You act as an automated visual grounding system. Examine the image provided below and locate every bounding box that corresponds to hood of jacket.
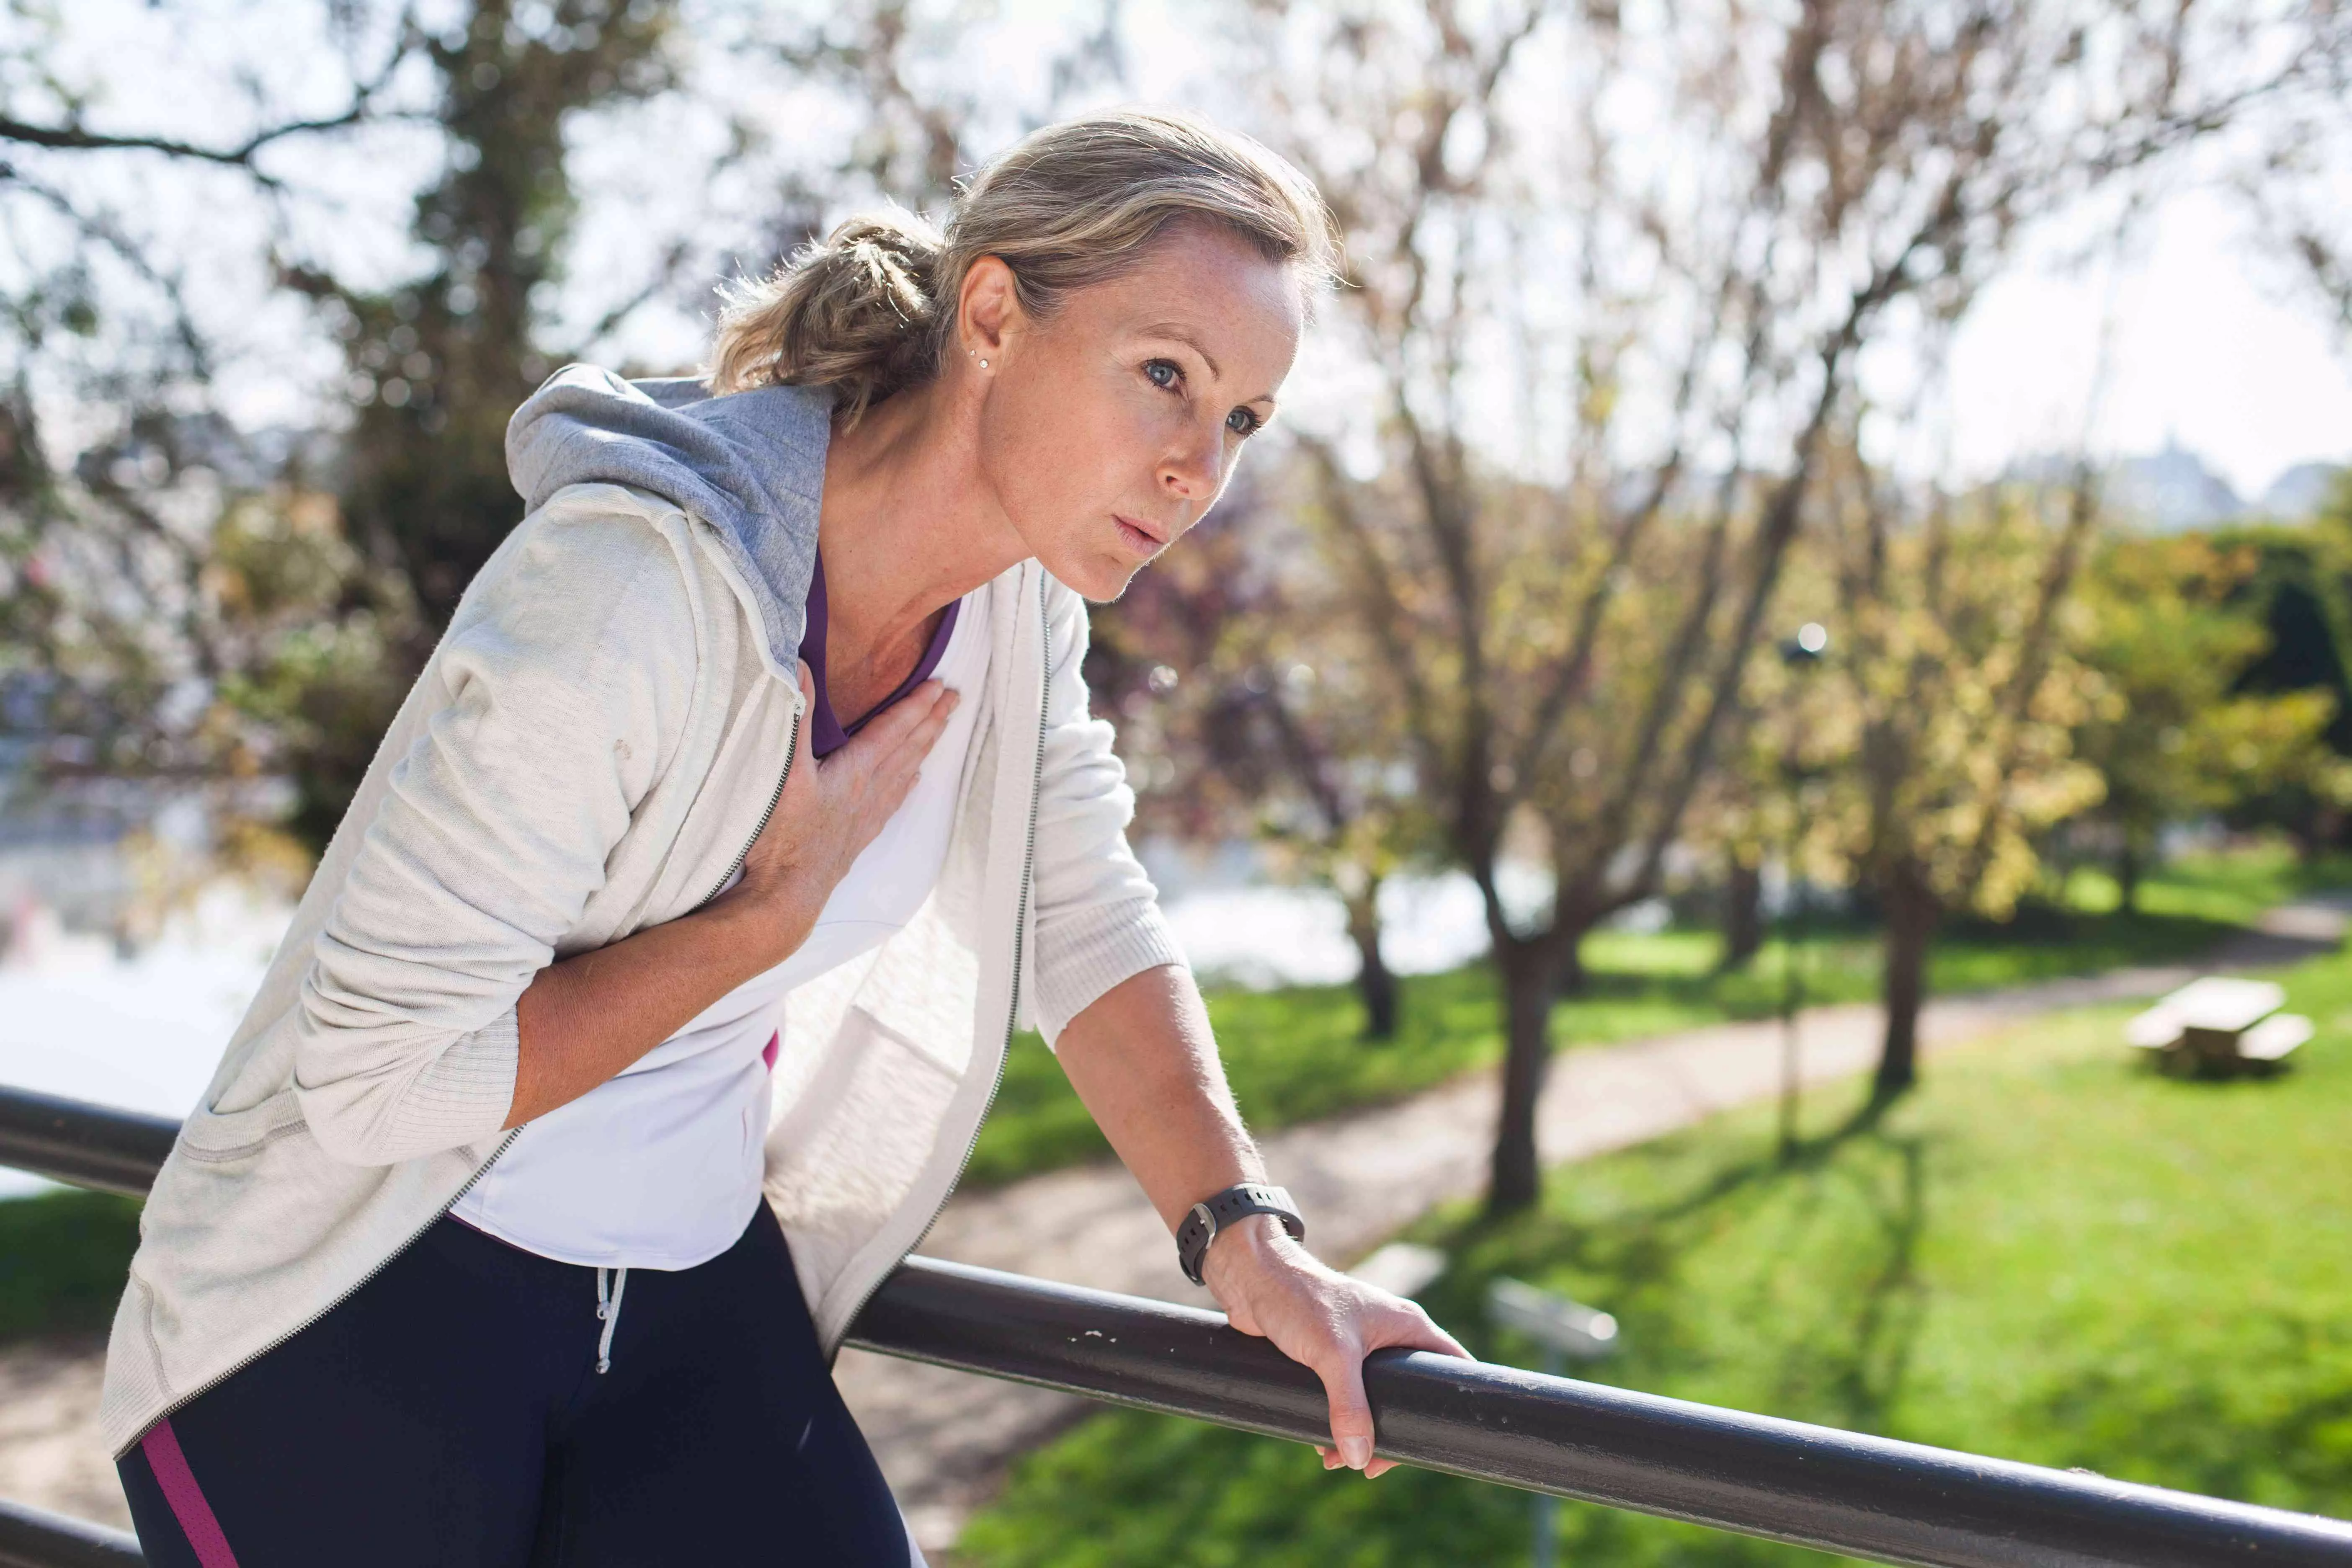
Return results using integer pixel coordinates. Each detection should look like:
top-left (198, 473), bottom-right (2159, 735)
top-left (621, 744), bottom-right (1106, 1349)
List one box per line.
top-left (506, 364), bottom-right (832, 673)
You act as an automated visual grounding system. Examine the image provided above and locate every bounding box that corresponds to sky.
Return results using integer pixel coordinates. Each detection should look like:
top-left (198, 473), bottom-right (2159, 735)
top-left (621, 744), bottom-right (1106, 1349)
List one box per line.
top-left (1946, 186), bottom-right (2352, 500)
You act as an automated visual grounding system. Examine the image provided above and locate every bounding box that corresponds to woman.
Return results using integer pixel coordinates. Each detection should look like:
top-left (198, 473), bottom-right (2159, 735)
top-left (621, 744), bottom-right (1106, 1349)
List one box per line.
top-left (102, 109), bottom-right (1467, 1566)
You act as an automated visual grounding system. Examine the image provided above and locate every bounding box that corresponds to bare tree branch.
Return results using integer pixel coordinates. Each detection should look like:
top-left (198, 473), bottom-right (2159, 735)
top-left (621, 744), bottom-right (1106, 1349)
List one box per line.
top-left (0, 11), bottom-right (425, 188)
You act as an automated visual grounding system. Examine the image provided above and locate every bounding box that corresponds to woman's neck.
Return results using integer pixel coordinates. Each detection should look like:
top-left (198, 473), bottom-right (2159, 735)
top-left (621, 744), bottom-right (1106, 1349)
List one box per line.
top-left (815, 379), bottom-right (1025, 685)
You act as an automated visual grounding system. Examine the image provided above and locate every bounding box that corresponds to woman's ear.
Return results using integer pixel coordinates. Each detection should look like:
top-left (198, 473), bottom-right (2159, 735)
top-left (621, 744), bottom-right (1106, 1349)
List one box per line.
top-left (957, 255), bottom-right (1024, 369)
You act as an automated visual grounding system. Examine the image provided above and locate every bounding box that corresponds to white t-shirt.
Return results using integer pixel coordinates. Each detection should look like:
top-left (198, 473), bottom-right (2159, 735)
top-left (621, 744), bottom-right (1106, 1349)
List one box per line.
top-left (452, 589), bottom-right (990, 1269)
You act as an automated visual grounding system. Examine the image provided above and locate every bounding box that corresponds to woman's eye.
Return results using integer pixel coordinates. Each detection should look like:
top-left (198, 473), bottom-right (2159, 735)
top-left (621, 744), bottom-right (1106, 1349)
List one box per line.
top-left (1226, 407), bottom-right (1261, 437)
top-left (1145, 359), bottom-right (1180, 389)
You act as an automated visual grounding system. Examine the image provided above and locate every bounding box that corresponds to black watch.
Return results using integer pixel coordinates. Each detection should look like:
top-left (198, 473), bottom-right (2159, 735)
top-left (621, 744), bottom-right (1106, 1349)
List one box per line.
top-left (1176, 1183), bottom-right (1305, 1285)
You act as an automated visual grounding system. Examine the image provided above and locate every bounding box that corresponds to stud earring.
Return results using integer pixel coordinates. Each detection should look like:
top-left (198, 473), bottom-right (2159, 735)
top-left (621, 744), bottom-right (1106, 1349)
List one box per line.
top-left (979, 358), bottom-right (989, 369)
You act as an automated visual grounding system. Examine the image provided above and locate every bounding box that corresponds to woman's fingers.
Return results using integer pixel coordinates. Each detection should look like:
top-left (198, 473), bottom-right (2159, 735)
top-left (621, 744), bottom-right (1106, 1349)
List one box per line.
top-left (1306, 1292), bottom-right (1470, 1478)
top-left (834, 685), bottom-right (957, 790)
top-left (811, 682), bottom-right (960, 856)
top-left (868, 685), bottom-right (959, 785)
top-left (848, 679), bottom-right (956, 756)
top-left (1310, 1298), bottom-right (1446, 1474)
top-left (828, 683), bottom-right (957, 783)
top-left (723, 670), bottom-right (956, 959)
top-left (1315, 1349), bottom-right (1377, 1473)
top-left (1377, 1298), bottom-right (1473, 1362)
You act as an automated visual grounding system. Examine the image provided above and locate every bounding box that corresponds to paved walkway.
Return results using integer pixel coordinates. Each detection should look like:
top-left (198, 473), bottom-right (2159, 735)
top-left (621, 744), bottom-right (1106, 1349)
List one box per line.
top-left (2, 901), bottom-right (2341, 1544)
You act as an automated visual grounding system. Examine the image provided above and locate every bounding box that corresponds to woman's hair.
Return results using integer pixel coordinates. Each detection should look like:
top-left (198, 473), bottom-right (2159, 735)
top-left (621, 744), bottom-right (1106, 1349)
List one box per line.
top-left (707, 108), bottom-right (1342, 421)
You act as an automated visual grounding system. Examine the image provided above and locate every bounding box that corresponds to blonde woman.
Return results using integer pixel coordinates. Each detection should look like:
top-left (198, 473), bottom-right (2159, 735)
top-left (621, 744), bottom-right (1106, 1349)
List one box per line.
top-left (103, 109), bottom-right (1467, 1566)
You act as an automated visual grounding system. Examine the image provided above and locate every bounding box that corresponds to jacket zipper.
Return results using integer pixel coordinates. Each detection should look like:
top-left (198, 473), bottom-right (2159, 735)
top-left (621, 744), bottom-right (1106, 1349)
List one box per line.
top-left (129, 1124), bottom-right (522, 1448)
top-left (693, 701), bottom-right (802, 911)
top-left (832, 572), bottom-right (1051, 1345)
top-left (136, 699), bottom-right (807, 1447)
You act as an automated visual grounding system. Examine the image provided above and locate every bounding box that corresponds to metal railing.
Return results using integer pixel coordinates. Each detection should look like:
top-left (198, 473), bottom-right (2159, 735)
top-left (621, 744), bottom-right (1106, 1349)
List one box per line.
top-left (3, 1086), bottom-right (2351, 1568)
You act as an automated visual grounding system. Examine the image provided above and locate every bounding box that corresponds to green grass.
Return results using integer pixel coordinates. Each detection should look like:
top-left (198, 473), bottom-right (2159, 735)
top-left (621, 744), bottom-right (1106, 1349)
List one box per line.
top-left (963, 843), bottom-right (2343, 1186)
top-left (0, 1189), bottom-right (142, 1343)
top-left (956, 947), bottom-right (2352, 1567)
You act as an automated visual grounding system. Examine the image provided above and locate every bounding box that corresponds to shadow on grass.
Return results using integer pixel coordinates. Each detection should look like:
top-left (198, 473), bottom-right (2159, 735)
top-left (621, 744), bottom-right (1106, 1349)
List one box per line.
top-left (1448, 1101), bottom-right (1935, 1401)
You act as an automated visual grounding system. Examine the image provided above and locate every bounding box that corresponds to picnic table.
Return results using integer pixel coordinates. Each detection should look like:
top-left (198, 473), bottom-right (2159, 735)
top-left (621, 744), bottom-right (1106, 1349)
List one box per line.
top-left (2124, 976), bottom-right (2313, 1075)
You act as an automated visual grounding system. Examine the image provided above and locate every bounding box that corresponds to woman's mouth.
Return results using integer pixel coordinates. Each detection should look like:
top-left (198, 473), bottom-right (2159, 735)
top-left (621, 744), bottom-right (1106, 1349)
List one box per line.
top-left (1113, 515), bottom-right (1166, 557)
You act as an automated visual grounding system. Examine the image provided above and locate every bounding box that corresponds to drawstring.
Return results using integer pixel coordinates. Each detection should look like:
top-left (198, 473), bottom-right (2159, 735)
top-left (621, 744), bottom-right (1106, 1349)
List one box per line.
top-left (595, 1266), bottom-right (629, 1375)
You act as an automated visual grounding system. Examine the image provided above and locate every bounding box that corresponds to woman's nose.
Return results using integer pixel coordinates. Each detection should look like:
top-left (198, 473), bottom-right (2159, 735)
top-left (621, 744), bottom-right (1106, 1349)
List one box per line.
top-left (1160, 427), bottom-right (1222, 501)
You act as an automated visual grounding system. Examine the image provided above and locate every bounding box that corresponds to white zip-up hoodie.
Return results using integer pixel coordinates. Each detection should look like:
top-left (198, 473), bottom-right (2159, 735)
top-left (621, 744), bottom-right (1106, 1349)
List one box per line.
top-left (99, 366), bottom-right (1184, 1455)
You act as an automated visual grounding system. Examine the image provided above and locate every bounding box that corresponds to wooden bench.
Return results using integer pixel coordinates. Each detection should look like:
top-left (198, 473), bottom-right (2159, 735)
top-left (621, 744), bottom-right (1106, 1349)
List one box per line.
top-left (2125, 977), bottom-right (2312, 1075)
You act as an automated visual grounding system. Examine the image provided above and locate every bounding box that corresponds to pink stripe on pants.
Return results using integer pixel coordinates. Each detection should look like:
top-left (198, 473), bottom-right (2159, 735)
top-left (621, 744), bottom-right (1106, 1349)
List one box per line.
top-left (139, 1418), bottom-right (241, 1568)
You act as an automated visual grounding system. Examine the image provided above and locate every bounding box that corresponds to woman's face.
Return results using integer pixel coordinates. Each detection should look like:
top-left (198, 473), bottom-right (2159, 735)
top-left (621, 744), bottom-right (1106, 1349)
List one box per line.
top-left (966, 221), bottom-right (1306, 602)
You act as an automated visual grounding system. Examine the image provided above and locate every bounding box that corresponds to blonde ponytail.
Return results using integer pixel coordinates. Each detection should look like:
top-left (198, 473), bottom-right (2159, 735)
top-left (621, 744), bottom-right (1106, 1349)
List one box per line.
top-left (709, 209), bottom-right (945, 423)
top-left (707, 108), bottom-right (1340, 422)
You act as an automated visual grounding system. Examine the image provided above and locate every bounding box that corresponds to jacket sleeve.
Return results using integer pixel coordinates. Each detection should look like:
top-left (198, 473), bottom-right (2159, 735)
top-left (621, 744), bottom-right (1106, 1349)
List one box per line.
top-left (293, 511), bottom-right (694, 1165)
top-left (1026, 574), bottom-right (1189, 1047)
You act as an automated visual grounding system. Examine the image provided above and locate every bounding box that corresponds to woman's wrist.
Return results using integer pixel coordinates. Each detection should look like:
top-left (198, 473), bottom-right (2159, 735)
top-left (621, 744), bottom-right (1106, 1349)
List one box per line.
top-left (1199, 1212), bottom-right (1310, 1301)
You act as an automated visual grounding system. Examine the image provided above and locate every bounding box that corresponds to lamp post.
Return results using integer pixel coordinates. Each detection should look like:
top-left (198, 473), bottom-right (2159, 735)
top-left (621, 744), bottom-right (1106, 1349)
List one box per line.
top-left (1775, 623), bottom-right (1828, 1161)
top-left (1488, 1278), bottom-right (1620, 1568)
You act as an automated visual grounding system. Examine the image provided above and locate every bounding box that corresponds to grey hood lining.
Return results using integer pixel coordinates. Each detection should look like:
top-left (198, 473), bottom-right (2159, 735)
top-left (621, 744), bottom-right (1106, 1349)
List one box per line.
top-left (505, 364), bottom-right (832, 672)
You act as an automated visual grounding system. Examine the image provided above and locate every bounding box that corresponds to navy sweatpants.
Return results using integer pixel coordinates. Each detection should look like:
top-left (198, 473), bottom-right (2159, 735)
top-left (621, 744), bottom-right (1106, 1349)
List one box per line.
top-left (117, 1207), bottom-right (916, 1567)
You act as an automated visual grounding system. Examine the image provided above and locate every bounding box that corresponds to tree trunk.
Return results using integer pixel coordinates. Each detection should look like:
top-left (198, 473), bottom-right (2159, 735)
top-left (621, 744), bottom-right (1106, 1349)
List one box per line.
top-left (1551, 937), bottom-right (1588, 998)
top-left (2116, 837), bottom-right (2142, 914)
top-left (1488, 944), bottom-right (1557, 1215)
top-left (1345, 886), bottom-right (1398, 1042)
top-left (1719, 861), bottom-right (1764, 972)
top-left (1874, 872), bottom-right (1939, 1101)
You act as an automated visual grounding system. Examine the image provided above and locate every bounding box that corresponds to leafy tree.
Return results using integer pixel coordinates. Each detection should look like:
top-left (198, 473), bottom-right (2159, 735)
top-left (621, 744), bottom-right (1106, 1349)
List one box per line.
top-left (1792, 463), bottom-right (2106, 1100)
top-left (1092, 460), bottom-right (1435, 1039)
top-left (2072, 534), bottom-right (2344, 908)
top-left (1, 0), bottom-right (420, 848)
top-left (1, 2), bottom-right (688, 853)
top-left (265, 0), bottom-right (678, 845)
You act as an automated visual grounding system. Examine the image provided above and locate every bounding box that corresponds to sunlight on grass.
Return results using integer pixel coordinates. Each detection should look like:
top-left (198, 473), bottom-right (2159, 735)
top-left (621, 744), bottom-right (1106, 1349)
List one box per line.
top-left (956, 948), bottom-right (2352, 1566)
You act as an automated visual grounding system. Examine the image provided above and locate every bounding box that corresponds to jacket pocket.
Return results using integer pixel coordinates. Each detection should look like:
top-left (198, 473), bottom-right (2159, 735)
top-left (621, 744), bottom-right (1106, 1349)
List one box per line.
top-left (178, 1086), bottom-right (308, 1164)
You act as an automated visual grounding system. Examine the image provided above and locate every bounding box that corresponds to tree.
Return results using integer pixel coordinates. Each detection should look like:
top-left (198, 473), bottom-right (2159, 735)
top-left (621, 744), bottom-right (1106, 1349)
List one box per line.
top-left (1, 3), bottom-right (428, 863)
top-left (262, 0), bottom-right (680, 843)
top-left (1091, 459), bottom-right (1434, 1038)
top-left (307, 1), bottom-right (676, 622)
top-left (1791, 458), bottom-right (2106, 1100)
top-left (1233, 0), bottom-right (2323, 1211)
top-left (2072, 534), bottom-right (2344, 908)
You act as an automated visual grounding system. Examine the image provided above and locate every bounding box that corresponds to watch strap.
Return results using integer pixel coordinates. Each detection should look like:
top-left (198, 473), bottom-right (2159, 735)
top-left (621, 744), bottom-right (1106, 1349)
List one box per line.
top-left (1176, 1182), bottom-right (1305, 1285)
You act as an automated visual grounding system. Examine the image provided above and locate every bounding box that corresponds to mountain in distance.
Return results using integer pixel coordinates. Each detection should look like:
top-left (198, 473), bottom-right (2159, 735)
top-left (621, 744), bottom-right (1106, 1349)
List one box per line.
top-left (2006, 441), bottom-right (2346, 530)
top-left (2260, 461), bottom-right (2347, 521)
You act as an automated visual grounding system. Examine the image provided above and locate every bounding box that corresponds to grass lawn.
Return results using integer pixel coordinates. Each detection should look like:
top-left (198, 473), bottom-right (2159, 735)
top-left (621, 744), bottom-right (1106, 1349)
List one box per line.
top-left (963, 843), bottom-right (2344, 1186)
top-left (954, 946), bottom-right (2352, 1567)
top-left (0, 1190), bottom-right (142, 1342)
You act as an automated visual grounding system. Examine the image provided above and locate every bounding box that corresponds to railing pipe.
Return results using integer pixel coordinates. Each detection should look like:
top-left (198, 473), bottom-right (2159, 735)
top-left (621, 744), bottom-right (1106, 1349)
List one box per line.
top-left (0, 1498), bottom-right (144, 1568)
top-left (0, 1091), bottom-right (175, 1199)
top-left (851, 1257), bottom-right (2352, 1568)
top-left (5, 1088), bottom-right (2352, 1568)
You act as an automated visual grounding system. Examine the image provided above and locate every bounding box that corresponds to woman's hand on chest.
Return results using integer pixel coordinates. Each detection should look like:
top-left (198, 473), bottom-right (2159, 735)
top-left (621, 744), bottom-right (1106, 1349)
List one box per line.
top-left (722, 660), bottom-right (959, 968)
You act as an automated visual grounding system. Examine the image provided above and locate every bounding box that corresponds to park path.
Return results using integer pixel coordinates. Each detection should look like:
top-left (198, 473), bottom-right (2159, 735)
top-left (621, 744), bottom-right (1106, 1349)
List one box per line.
top-left (0, 900), bottom-right (2340, 1545)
